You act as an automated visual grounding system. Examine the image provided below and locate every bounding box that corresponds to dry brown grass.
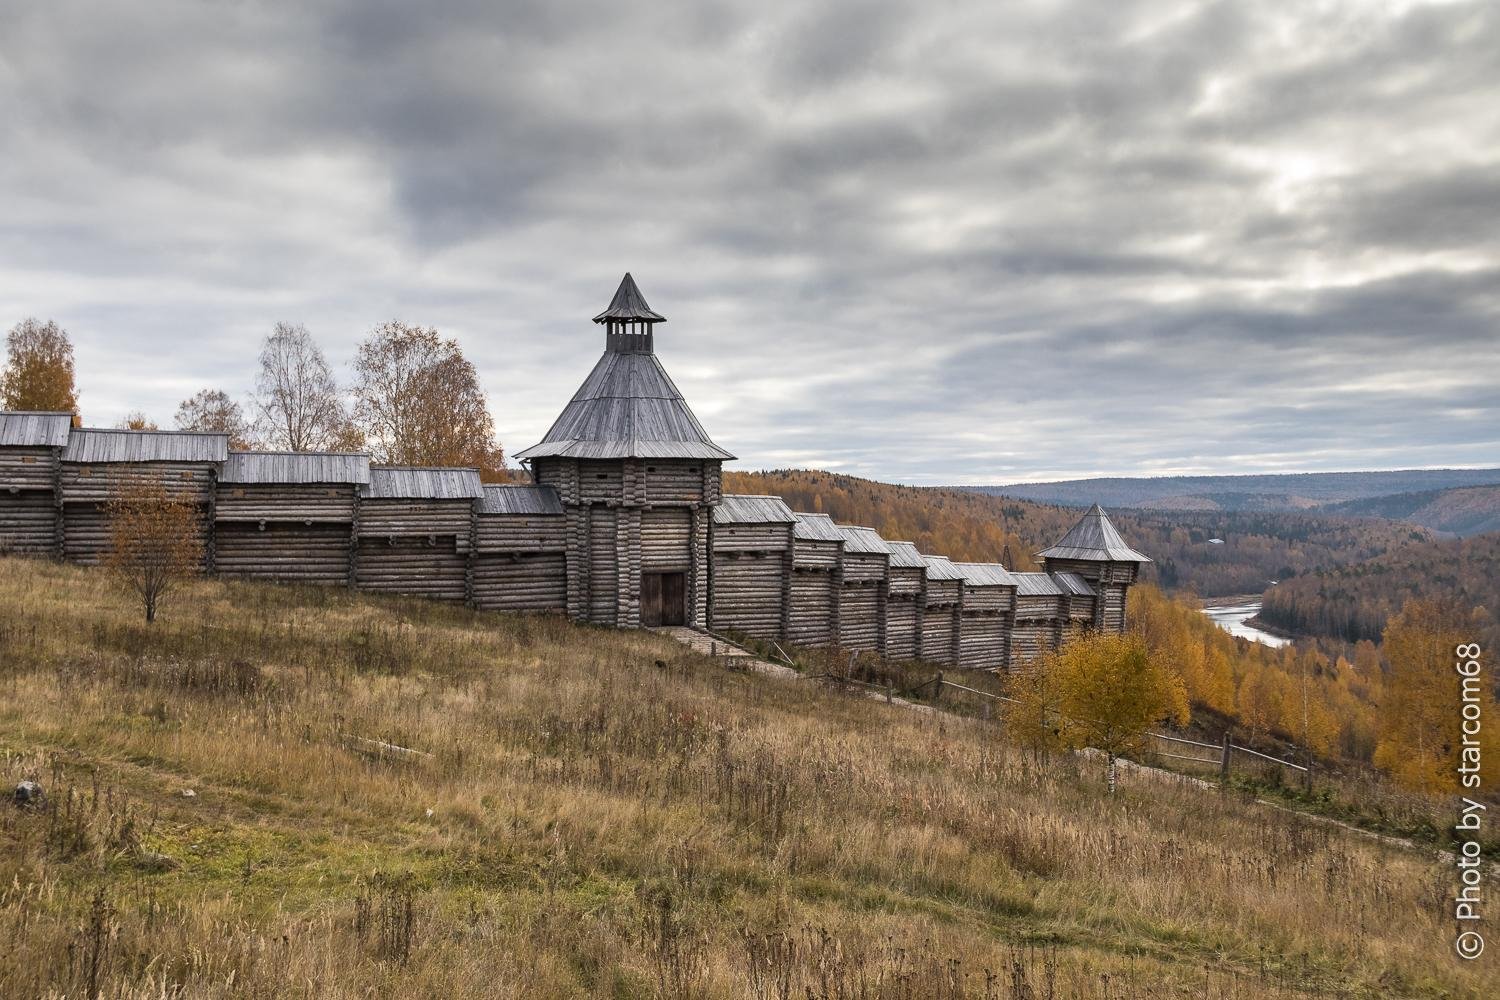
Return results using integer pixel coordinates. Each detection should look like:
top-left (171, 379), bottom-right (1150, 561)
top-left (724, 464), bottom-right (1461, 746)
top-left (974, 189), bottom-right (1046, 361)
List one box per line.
top-left (0, 556), bottom-right (1486, 998)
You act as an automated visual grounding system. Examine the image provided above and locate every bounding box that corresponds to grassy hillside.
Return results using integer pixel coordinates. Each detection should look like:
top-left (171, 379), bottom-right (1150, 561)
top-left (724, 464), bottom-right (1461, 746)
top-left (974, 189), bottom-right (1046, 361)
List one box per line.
top-left (0, 557), bottom-right (1486, 998)
top-left (727, 469), bottom-right (1439, 597)
top-left (1322, 484), bottom-right (1500, 537)
top-left (969, 469), bottom-right (1500, 511)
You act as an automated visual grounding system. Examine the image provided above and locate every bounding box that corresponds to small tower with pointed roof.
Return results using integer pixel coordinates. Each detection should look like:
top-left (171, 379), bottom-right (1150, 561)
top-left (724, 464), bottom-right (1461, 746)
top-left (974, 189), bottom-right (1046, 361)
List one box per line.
top-left (1037, 504), bottom-right (1151, 633)
top-left (514, 274), bottom-right (733, 629)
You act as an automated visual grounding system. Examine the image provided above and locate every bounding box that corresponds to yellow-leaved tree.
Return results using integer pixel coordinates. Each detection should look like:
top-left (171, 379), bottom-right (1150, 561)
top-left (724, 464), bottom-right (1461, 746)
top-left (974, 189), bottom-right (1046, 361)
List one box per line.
top-left (1, 318), bottom-right (79, 416)
top-left (1018, 631), bottom-right (1189, 793)
top-left (1374, 598), bottom-right (1497, 793)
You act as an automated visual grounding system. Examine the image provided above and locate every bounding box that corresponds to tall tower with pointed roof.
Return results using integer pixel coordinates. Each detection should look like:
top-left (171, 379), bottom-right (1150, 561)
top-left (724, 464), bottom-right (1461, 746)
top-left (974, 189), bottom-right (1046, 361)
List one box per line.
top-left (515, 274), bottom-right (733, 628)
top-left (1037, 504), bottom-right (1151, 633)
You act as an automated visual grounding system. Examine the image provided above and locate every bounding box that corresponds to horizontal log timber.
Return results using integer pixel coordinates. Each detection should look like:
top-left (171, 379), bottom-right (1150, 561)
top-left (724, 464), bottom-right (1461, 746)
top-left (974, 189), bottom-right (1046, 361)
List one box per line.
top-left (59, 462), bottom-right (214, 503)
top-left (709, 552), bottom-right (785, 639)
top-left (639, 460), bottom-right (709, 504)
top-left (588, 507), bottom-right (618, 625)
top-left (474, 514), bottom-right (567, 553)
top-left (885, 566), bottom-right (924, 597)
top-left (471, 552), bottom-right (566, 612)
top-left (788, 569), bottom-right (835, 647)
top-left (214, 483), bottom-right (358, 523)
top-left (355, 537), bottom-right (468, 601)
top-left (62, 502), bottom-right (212, 567)
top-left (959, 613), bottom-right (1009, 670)
top-left (883, 596), bottom-right (919, 660)
top-left (641, 507), bottom-right (691, 572)
top-left (923, 580), bottom-right (962, 607)
top-left (215, 522), bottom-right (353, 585)
top-left (792, 537), bottom-right (840, 570)
top-left (356, 499), bottom-right (472, 537)
top-left (919, 608), bottom-right (959, 666)
top-left (839, 552), bottom-right (887, 584)
top-left (711, 523), bottom-right (792, 553)
top-left (837, 582), bottom-right (881, 652)
top-left (0, 447), bottom-right (59, 491)
top-left (0, 491), bottom-right (57, 555)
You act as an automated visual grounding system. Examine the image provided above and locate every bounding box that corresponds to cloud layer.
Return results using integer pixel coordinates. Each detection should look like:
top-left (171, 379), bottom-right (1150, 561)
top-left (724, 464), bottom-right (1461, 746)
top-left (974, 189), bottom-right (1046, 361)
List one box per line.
top-left (3, 0), bottom-right (1497, 483)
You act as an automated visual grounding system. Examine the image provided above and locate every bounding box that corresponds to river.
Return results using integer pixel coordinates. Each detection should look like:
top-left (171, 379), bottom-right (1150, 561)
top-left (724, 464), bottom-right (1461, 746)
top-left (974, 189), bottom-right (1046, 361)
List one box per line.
top-left (1201, 600), bottom-right (1290, 648)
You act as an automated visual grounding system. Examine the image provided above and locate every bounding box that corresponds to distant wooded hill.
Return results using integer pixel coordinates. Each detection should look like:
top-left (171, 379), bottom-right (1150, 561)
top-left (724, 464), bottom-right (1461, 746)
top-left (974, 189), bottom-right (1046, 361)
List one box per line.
top-left (1320, 484), bottom-right (1500, 537)
top-left (967, 468), bottom-right (1500, 513)
top-left (727, 469), bottom-right (1440, 597)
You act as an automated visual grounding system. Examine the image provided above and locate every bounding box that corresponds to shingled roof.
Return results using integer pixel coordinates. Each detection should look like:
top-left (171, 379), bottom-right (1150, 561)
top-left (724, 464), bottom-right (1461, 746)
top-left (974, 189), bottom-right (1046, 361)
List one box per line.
top-left (221, 451), bottom-right (371, 485)
top-left (834, 524), bottom-right (893, 555)
top-left (593, 272), bottom-right (665, 324)
top-left (476, 484), bottom-right (564, 515)
top-left (954, 562), bottom-right (1020, 588)
top-left (62, 427), bottom-right (229, 463)
top-left (1037, 504), bottom-right (1152, 563)
top-left (921, 554), bottom-right (967, 581)
top-left (713, 494), bottom-right (796, 525)
top-left (364, 467), bottom-right (485, 500)
top-left (885, 540), bottom-right (930, 569)
top-left (0, 411), bottom-right (73, 447)
top-left (515, 275), bottom-right (733, 463)
top-left (1012, 572), bottom-right (1064, 597)
top-left (791, 512), bottom-right (845, 543)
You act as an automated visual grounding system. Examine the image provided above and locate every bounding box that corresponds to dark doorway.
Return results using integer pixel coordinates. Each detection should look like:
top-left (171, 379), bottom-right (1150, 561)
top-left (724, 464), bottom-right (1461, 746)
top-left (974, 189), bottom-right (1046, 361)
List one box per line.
top-left (642, 571), bottom-right (687, 626)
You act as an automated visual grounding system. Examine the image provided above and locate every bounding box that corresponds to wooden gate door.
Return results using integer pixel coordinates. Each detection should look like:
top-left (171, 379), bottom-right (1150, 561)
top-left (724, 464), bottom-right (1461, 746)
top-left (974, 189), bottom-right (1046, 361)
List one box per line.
top-left (642, 572), bottom-right (664, 626)
top-left (661, 572), bottom-right (686, 626)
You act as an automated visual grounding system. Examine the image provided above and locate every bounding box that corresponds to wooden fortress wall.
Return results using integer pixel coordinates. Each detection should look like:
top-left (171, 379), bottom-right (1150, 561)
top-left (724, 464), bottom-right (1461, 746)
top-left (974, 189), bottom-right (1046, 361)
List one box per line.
top-left (1, 433), bottom-right (1134, 673)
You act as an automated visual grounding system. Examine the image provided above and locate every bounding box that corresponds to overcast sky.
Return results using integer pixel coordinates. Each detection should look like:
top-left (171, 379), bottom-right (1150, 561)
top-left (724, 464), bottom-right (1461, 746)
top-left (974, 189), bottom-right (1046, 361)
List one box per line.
top-left (3, 1), bottom-right (1497, 484)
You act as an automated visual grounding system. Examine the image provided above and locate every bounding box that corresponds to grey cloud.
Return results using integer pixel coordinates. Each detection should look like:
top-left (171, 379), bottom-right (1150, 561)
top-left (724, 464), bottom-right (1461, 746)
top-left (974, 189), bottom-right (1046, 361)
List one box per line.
top-left (0, 0), bottom-right (1496, 481)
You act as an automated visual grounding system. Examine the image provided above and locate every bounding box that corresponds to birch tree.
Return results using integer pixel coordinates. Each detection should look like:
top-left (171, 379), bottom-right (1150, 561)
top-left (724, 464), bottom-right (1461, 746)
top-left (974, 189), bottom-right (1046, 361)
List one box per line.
top-left (252, 323), bottom-right (361, 452)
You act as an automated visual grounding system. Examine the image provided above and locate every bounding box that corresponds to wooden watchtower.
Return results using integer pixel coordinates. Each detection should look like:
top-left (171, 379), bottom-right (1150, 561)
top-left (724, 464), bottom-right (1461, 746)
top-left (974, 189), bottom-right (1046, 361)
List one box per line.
top-left (514, 274), bottom-right (733, 628)
top-left (1037, 504), bottom-right (1152, 633)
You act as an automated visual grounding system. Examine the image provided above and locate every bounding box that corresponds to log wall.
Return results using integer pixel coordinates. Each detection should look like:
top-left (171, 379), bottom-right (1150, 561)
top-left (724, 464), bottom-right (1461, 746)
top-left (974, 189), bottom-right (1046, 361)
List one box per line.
top-left (837, 582), bottom-right (882, 652)
top-left (213, 483), bottom-right (359, 584)
top-left (709, 518), bottom-right (792, 641)
top-left (0, 447), bottom-right (58, 492)
top-left (471, 509), bottom-right (568, 612)
top-left (788, 570), bottom-right (836, 647)
top-left (883, 596), bottom-right (919, 660)
top-left (711, 552), bottom-right (786, 639)
top-left (0, 490), bottom-right (58, 555)
top-left (471, 552), bottom-right (566, 611)
top-left (216, 523), bottom-right (352, 584)
top-left (57, 461), bottom-right (216, 567)
top-left (958, 613), bottom-right (1009, 670)
top-left (587, 506), bottom-right (619, 625)
top-left (354, 498), bottom-right (473, 601)
top-left (919, 607), bottom-right (959, 666)
top-left (1, 439), bottom-right (1146, 661)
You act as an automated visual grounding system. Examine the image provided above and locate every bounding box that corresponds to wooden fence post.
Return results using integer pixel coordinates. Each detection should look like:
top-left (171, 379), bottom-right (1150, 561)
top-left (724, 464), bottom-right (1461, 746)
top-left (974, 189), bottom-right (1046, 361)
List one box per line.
top-left (1219, 733), bottom-right (1231, 789)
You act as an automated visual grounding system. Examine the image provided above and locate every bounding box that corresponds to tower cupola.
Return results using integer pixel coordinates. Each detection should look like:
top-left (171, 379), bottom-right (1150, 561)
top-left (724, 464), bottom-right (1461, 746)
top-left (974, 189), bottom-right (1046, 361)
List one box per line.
top-left (594, 272), bottom-right (665, 354)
